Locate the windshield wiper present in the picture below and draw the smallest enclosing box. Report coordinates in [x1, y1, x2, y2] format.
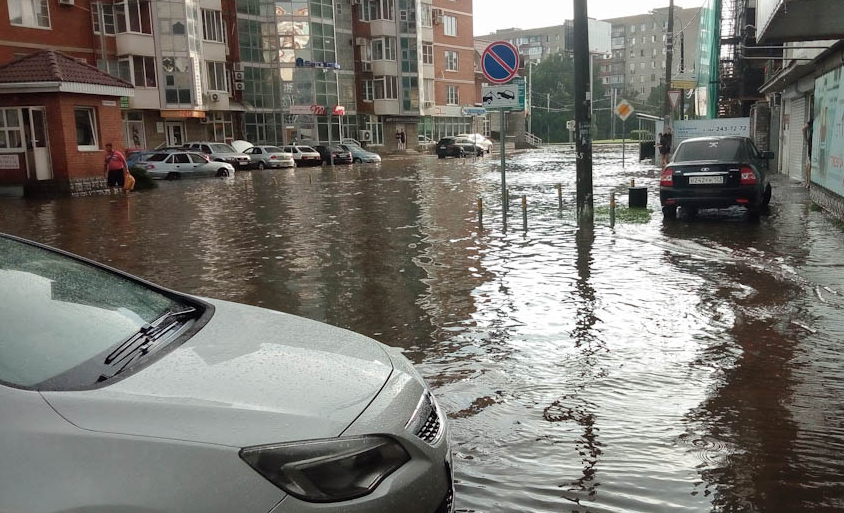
[98, 307, 198, 382]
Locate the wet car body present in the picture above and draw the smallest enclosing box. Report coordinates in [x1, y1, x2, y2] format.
[137, 151, 234, 179]
[245, 145, 296, 169]
[283, 146, 323, 167]
[0, 234, 453, 513]
[184, 142, 251, 170]
[314, 145, 353, 165]
[436, 138, 466, 159]
[660, 136, 773, 218]
[340, 144, 382, 164]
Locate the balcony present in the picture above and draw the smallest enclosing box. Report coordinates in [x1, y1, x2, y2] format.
[116, 33, 155, 57]
[202, 41, 227, 62]
[129, 88, 160, 110]
[757, 0, 844, 43]
[370, 19, 398, 38]
[371, 59, 398, 77]
[373, 99, 400, 116]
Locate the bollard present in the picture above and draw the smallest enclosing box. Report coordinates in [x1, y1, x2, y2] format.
[309, 173, 312, 184]
[556, 183, 563, 210]
[610, 192, 616, 228]
[631, 178, 635, 187]
[478, 197, 483, 224]
[522, 195, 527, 232]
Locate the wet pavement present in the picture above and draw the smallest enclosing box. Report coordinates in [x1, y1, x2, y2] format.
[2, 145, 844, 512]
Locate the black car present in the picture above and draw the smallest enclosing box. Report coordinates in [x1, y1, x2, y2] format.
[659, 136, 773, 219]
[436, 137, 476, 159]
[313, 145, 352, 165]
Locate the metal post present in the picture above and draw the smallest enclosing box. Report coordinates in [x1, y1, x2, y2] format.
[528, 62, 533, 135]
[622, 119, 626, 168]
[500, 109, 506, 212]
[611, 88, 616, 141]
[478, 197, 483, 224]
[664, 0, 675, 123]
[546, 93, 551, 143]
[557, 183, 562, 210]
[574, 0, 593, 224]
[679, 31, 685, 119]
[610, 192, 616, 227]
[522, 195, 527, 232]
[328, 114, 334, 167]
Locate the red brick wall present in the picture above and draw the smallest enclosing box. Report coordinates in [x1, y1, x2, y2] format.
[433, 0, 476, 106]
[352, 6, 374, 115]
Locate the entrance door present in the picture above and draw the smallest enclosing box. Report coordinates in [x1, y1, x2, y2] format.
[23, 107, 52, 180]
[165, 122, 185, 147]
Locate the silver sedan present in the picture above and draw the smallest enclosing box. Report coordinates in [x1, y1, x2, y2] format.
[137, 151, 235, 180]
[0, 234, 454, 513]
[245, 146, 296, 169]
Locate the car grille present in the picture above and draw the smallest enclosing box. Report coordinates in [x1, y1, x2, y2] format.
[434, 463, 454, 513]
[408, 392, 443, 445]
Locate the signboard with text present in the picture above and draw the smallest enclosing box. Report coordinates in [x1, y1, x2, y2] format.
[811, 68, 844, 196]
[655, 118, 751, 148]
[481, 77, 525, 110]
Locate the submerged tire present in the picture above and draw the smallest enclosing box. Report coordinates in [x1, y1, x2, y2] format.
[662, 205, 677, 219]
[166, 172, 181, 180]
[762, 184, 772, 207]
[257, 162, 265, 170]
[216, 168, 229, 177]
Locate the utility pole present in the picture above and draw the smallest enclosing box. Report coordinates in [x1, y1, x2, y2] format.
[547, 93, 550, 143]
[664, 0, 675, 125]
[679, 31, 685, 119]
[574, 0, 593, 224]
[611, 88, 616, 140]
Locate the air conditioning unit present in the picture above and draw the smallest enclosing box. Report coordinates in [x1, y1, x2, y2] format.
[234, 71, 245, 81]
[359, 130, 373, 142]
[423, 101, 434, 108]
[58, 0, 74, 6]
[232, 62, 244, 72]
[234, 82, 245, 91]
[211, 93, 220, 102]
[355, 37, 368, 46]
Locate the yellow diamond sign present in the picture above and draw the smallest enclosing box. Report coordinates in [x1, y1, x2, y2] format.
[615, 99, 634, 122]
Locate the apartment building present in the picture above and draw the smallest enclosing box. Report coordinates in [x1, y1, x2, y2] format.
[599, 6, 700, 101]
[475, 25, 567, 63]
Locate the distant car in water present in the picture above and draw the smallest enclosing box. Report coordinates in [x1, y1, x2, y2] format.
[243, 146, 295, 169]
[436, 137, 483, 158]
[314, 145, 353, 165]
[135, 151, 234, 180]
[453, 137, 485, 157]
[660, 136, 773, 219]
[456, 134, 493, 154]
[340, 144, 381, 164]
[183, 142, 251, 170]
[0, 233, 454, 513]
[282, 145, 322, 167]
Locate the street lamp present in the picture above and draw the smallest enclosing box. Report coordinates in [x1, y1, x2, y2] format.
[527, 60, 537, 135]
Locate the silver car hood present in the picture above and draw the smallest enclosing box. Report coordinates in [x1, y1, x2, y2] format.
[42, 299, 394, 447]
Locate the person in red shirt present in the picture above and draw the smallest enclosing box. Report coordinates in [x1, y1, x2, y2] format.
[103, 143, 128, 188]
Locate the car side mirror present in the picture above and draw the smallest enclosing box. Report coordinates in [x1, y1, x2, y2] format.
[762, 151, 774, 160]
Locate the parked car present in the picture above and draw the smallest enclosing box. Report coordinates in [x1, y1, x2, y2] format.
[659, 136, 773, 219]
[436, 137, 467, 159]
[314, 145, 353, 165]
[126, 150, 156, 168]
[0, 233, 453, 513]
[418, 134, 437, 153]
[135, 151, 235, 180]
[340, 144, 382, 164]
[341, 138, 362, 147]
[453, 137, 485, 157]
[183, 141, 251, 170]
[456, 134, 493, 153]
[244, 145, 295, 169]
[282, 145, 323, 167]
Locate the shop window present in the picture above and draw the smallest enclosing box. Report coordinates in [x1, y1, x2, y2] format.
[122, 111, 145, 148]
[75, 107, 99, 151]
[8, 0, 49, 28]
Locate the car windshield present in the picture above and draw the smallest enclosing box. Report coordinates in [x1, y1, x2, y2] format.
[299, 146, 315, 152]
[265, 147, 284, 153]
[210, 144, 236, 153]
[145, 153, 169, 162]
[673, 139, 744, 162]
[0, 237, 185, 388]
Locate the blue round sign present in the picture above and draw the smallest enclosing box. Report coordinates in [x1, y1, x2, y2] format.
[482, 41, 520, 84]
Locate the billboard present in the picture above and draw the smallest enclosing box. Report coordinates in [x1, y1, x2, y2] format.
[656, 118, 751, 148]
[811, 67, 844, 196]
[695, 0, 721, 119]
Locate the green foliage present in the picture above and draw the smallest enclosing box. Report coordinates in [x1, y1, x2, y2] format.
[594, 205, 653, 224]
[129, 167, 157, 190]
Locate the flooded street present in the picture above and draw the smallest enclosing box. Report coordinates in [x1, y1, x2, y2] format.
[3, 145, 844, 512]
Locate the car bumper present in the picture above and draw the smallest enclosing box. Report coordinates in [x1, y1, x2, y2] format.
[264, 160, 295, 168]
[271, 348, 453, 513]
[660, 186, 762, 208]
[298, 158, 322, 167]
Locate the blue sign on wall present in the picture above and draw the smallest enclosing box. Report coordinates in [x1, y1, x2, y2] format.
[481, 41, 520, 84]
[812, 67, 844, 196]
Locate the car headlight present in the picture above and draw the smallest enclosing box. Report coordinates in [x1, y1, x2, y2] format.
[239, 435, 409, 502]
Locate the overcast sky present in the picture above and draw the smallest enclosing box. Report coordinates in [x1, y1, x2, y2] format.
[474, 0, 706, 36]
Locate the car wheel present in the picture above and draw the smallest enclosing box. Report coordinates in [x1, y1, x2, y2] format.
[661, 205, 677, 219]
[477, 149, 484, 157]
[354, 157, 362, 163]
[216, 168, 229, 177]
[762, 184, 772, 207]
[684, 206, 698, 219]
[166, 172, 181, 180]
[257, 162, 265, 170]
[438, 155, 445, 159]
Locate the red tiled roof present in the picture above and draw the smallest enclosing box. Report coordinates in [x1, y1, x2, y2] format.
[0, 50, 133, 88]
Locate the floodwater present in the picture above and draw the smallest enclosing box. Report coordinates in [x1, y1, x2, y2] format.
[2, 145, 844, 512]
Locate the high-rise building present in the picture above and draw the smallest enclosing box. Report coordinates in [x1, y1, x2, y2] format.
[475, 25, 568, 64]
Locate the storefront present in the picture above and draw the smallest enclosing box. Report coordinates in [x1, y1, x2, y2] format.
[0, 51, 133, 197]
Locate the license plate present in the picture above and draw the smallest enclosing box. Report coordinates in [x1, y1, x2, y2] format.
[439, 146, 446, 149]
[688, 176, 724, 185]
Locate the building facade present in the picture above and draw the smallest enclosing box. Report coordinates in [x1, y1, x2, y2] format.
[475, 25, 568, 64]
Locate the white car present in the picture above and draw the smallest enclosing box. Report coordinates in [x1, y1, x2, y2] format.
[137, 151, 235, 179]
[0, 233, 454, 513]
[456, 133, 493, 153]
[283, 145, 322, 167]
[244, 145, 296, 169]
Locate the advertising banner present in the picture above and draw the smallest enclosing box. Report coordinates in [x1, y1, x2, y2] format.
[811, 67, 844, 196]
[655, 118, 750, 148]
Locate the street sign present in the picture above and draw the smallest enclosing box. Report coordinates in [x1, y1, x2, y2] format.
[481, 78, 525, 110]
[481, 41, 520, 84]
[566, 120, 575, 130]
[668, 91, 681, 110]
[462, 107, 487, 116]
[615, 99, 634, 121]
[671, 73, 697, 89]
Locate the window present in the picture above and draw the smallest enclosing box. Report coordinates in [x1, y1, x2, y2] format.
[74, 107, 99, 151]
[374, 76, 397, 99]
[653, 48, 658, 57]
[132, 56, 156, 87]
[91, 2, 115, 34]
[629, 63, 635, 73]
[115, 0, 151, 34]
[358, 0, 371, 21]
[422, 43, 433, 65]
[0, 108, 24, 150]
[446, 85, 458, 105]
[640, 23, 646, 31]
[362, 79, 374, 101]
[650, 73, 656, 82]
[651, 61, 656, 69]
[630, 24, 636, 33]
[640, 49, 644, 57]
[629, 37, 635, 46]
[372, 0, 394, 20]
[640, 75, 645, 83]
[122, 111, 145, 148]
[162, 57, 192, 105]
[8, 0, 49, 28]
[445, 50, 458, 71]
[651, 35, 656, 43]
[206, 61, 226, 92]
[421, 3, 431, 27]
[640, 62, 645, 69]
[98, 59, 130, 82]
[371, 37, 396, 61]
[629, 50, 634, 58]
[202, 9, 224, 43]
[443, 15, 456, 36]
